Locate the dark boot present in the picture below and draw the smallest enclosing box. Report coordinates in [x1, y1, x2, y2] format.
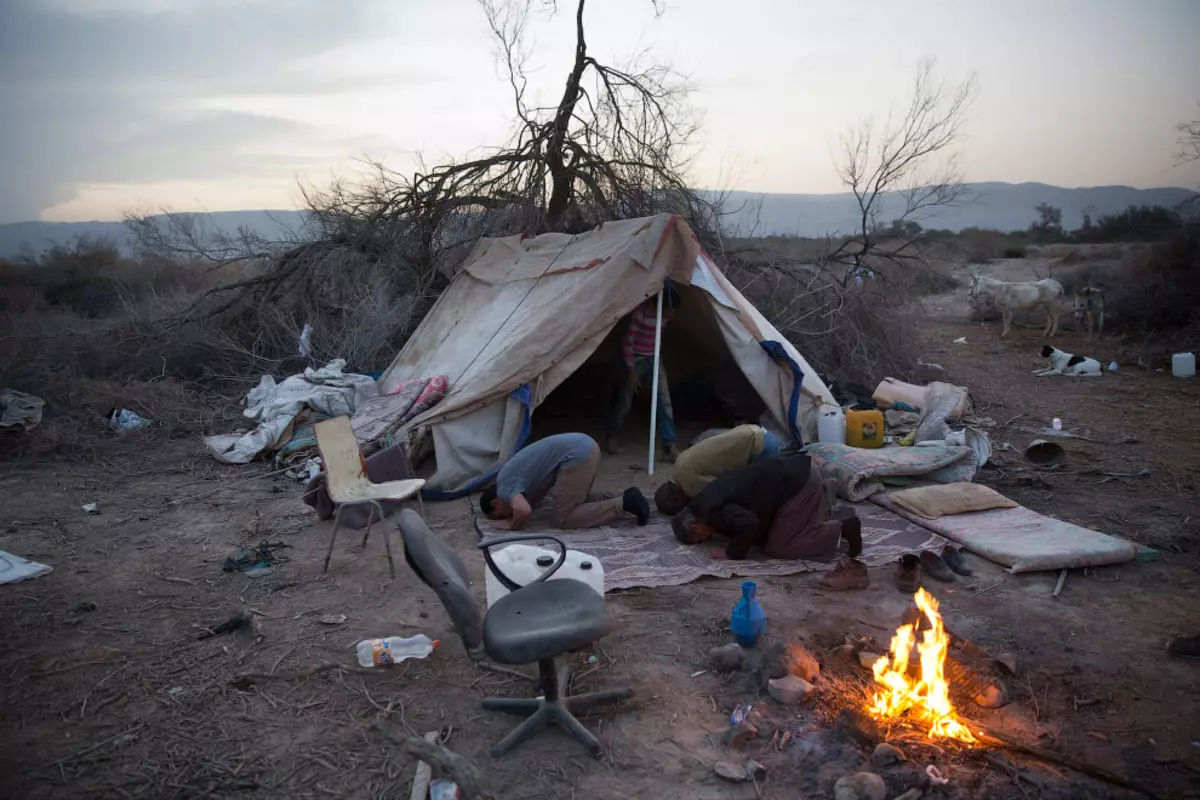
[604, 437, 623, 455]
[921, 550, 957, 583]
[896, 554, 921, 593]
[622, 488, 650, 526]
[941, 546, 975, 576]
[660, 442, 678, 463]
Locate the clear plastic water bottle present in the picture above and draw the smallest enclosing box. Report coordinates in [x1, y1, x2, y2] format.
[1051, 418, 1062, 432]
[356, 634, 439, 668]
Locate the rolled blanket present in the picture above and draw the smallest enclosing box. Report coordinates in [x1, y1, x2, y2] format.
[804, 442, 976, 503]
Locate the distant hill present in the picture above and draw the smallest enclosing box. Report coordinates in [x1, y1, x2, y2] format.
[1, 183, 1196, 257]
[0, 210, 308, 260]
[711, 182, 1198, 238]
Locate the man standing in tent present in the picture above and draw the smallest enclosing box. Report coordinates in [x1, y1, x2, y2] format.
[480, 433, 651, 530]
[606, 283, 680, 460]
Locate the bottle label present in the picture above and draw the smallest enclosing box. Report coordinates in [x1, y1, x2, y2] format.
[373, 639, 394, 666]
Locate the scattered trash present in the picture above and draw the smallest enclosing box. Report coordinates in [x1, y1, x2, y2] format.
[729, 581, 766, 647]
[355, 634, 439, 668]
[0, 389, 45, 432]
[429, 779, 461, 800]
[1108, 361, 1118, 372]
[952, 336, 967, 344]
[108, 407, 152, 430]
[767, 674, 814, 705]
[710, 643, 746, 671]
[298, 322, 313, 359]
[318, 613, 348, 626]
[917, 359, 944, 371]
[833, 771, 887, 800]
[745, 760, 767, 782]
[925, 765, 950, 786]
[729, 702, 755, 726]
[1024, 439, 1066, 467]
[872, 742, 907, 766]
[0, 549, 53, 584]
[913, 382, 971, 444]
[1099, 467, 1151, 483]
[82, 503, 100, 515]
[587, 654, 599, 665]
[689, 669, 708, 678]
[223, 540, 290, 573]
[1051, 417, 1063, 432]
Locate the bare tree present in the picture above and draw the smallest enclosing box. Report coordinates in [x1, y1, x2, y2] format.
[827, 58, 977, 280]
[1175, 103, 1200, 165]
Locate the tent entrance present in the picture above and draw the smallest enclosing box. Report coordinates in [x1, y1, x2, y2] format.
[531, 283, 769, 451]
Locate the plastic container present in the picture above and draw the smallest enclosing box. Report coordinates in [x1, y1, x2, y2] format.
[817, 404, 846, 445]
[846, 408, 885, 449]
[356, 634, 439, 668]
[484, 544, 605, 608]
[730, 581, 767, 647]
[1173, 352, 1196, 378]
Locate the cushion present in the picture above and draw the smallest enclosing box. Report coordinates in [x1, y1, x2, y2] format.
[888, 483, 1017, 519]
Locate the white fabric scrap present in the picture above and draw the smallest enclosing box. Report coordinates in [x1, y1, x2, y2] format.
[0, 550, 53, 584]
[204, 359, 378, 464]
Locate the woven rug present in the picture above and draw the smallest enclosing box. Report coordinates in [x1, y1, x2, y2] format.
[478, 502, 949, 590]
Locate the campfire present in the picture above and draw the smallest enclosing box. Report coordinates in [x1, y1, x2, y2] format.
[868, 588, 978, 743]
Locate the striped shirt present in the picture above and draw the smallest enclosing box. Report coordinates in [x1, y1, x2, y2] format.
[621, 302, 665, 365]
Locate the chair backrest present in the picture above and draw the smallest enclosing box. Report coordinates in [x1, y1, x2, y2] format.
[314, 417, 367, 503]
[395, 509, 485, 658]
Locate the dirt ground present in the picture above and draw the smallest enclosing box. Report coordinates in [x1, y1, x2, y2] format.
[3, 271, 1199, 800]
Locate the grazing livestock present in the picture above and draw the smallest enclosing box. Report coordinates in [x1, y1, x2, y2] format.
[968, 275, 1064, 338]
[1073, 286, 1105, 340]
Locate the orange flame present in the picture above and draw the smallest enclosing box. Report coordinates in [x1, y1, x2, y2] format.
[869, 588, 977, 743]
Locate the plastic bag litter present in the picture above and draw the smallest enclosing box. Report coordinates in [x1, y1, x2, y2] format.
[913, 382, 970, 445]
[108, 408, 151, 430]
[298, 322, 313, 358]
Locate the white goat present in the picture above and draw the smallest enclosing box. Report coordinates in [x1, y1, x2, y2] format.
[968, 275, 1064, 338]
[1073, 286, 1105, 340]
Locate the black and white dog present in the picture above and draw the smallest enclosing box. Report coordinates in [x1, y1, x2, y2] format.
[1035, 345, 1102, 377]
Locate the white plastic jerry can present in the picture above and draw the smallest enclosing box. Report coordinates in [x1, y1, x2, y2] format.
[817, 404, 846, 445]
[484, 544, 605, 607]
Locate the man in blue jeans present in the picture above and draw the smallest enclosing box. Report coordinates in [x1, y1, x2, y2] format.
[606, 286, 679, 460]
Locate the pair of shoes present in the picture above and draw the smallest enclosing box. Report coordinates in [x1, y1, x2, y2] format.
[921, 550, 957, 582]
[821, 558, 870, 591]
[1167, 634, 1200, 658]
[895, 554, 921, 593]
[623, 487, 649, 526]
[941, 546, 974, 576]
[604, 437, 623, 456]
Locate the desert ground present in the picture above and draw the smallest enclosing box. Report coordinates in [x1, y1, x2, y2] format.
[2, 266, 1199, 800]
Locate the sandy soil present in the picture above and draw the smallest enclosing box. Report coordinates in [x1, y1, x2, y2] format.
[2, 274, 1199, 799]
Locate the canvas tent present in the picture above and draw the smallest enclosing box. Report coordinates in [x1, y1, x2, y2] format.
[379, 214, 836, 497]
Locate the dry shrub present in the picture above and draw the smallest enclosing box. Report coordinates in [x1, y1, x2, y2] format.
[726, 257, 922, 387]
[1106, 226, 1200, 330]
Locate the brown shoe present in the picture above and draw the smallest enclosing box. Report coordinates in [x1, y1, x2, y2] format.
[896, 554, 921, 594]
[820, 558, 870, 591]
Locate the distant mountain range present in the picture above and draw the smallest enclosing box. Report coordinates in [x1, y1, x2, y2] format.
[1, 182, 1195, 258]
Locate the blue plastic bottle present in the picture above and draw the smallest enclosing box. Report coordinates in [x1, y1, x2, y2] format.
[730, 581, 767, 647]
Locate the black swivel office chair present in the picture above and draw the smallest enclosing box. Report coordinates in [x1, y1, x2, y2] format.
[395, 509, 633, 757]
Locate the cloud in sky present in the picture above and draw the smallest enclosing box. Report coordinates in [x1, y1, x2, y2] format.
[1, 0, 1198, 223]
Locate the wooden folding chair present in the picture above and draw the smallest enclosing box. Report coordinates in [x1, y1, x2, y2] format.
[314, 416, 425, 577]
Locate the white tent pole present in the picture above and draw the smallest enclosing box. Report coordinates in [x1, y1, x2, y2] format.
[648, 288, 664, 476]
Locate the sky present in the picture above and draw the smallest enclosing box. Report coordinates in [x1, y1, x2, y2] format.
[1, 0, 1198, 223]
